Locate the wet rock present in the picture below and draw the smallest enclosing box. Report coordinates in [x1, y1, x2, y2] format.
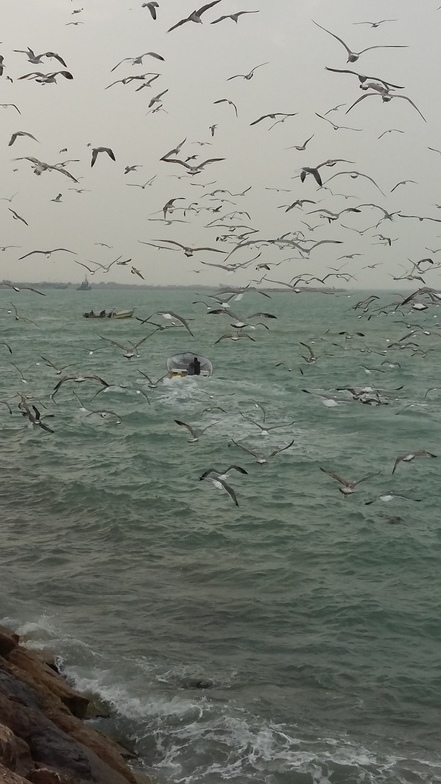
[26, 766, 78, 783]
[0, 631, 19, 660]
[183, 677, 214, 689]
[6, 650, 89, 719]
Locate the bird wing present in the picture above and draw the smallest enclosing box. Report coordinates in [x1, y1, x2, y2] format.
[250, 114, 271, 126]
[269, 439, 295, 458]
[354, 471, 381, 486]
[174, 419, 196, 437]
[313, 21, 351, 54]
[214, 477, 239, 505]
[44, 52, 67, 67]
[165, 311, 194, 336]
[319, 467, 347, 485]
[395, 95, 426, 122]
[99, 335, 127, 350]
[299, 341, 315, 357]
[230, 439, 257, 457]
[197, 0, 222, 15]
[346, 93, 375, 114]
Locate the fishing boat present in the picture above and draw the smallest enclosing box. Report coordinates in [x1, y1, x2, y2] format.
[83, 309, 135, 319]
[77, 276, 92, 291]
[167, 352, 213, 378]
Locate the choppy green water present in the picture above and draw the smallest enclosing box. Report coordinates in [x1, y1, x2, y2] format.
[1, 288, 441, 784]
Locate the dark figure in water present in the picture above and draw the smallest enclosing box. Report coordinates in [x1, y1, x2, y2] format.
[188, 356, 201, 375]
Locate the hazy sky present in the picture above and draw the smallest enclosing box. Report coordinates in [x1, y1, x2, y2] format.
[1, 0, 441, 288]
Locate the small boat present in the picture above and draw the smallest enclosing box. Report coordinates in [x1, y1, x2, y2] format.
[167, 352, 213, 378]
[83, 309, 135, 319]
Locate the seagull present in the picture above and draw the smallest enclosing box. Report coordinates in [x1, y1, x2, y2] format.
[240, 413, 295, 436]
[15, 156, 78, 182]
[99, 334, 151, 359]
[323, 170, 385, 196]
[365, 492, 421, 505]
[378, 128, 404, 139]
[320, 467, 380, 496]
[0, 103, 21, 114]
[19, 248, 76, 260]
[213, 99, 238, 116]
[390, 179, 417, 193]
[392, 450, 437, 474]
[215, 332, 255, 343]
[315, 113, 361, 132]
[325, 67, 404, 90]
[131, 265, 145, 279]
[111, 52, 164, 71]
[250, 112, 297, 127]
[8, 208, 28, 226]
[156, 310, 194, 335]
[353, 19, 397, 28]
[18, 396, 54, 434]
[138, 370, 168, 387]
[200, 466, 248, 482]
[8, 131, 39, 146]
[18, 70, 73, 84]
[142, 2, 159, 20]
[124, 164, 142, 174]
[313, 21, 408, 63]
[126, 176, 157, 189]
[199, 473, 240, 505]
[90, 147, 116, 167]
[41, 356, 73, 375]
[151, 239, 227, 257]
[285, 135, 314, 151]
[299, 159, 354, 187]
[346, 92, 426, 122]
[211, 10, 259, 23]
[174, 419, 218, 443]
[227, 62, 268, 81]
[51, 373, 110, 399]
[13, 48, 67, 67]
[168, 1, 222, 32]
[299, 342, 318, 363]
[230, 439, 295, 464]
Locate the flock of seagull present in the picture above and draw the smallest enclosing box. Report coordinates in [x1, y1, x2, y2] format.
[0, 3, 440, 509]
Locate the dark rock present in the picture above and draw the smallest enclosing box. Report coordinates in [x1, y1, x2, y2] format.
[0, 631, 19, 660]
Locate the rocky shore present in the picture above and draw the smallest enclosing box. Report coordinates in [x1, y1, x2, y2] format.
[0, 626, 151, 784]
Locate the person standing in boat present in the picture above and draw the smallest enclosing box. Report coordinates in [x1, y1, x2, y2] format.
[188, 356, 201, 376]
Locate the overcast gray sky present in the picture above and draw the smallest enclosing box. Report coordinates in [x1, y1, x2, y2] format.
[1, 0, 440, 288]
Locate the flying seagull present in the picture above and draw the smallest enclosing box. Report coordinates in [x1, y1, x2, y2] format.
[15, 156, 78, 182]
[111, 52, 164, 71]
[155, 310, 194, 335]
[211, 11, 259, 24]
[345, 92, 426, 122]
[168, 1, 222, 32]
[313, 21, 408, 63]
[213, 98, 239, 116]
[392, 450, 436, 474]
[174, 419, 218, 443]
[142, 2, 159, 20]
[19, 248, 76, 260]
[320, 467, 380, 496]
[227, 62, 268, 81]
[8, 208, 28, 226]
[90, 147, 116, 167]
[8, 131, 39, 146]
[51, 373, 110, 399]
[199, 472, 240, 506]
[230, 439, 295, 464]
